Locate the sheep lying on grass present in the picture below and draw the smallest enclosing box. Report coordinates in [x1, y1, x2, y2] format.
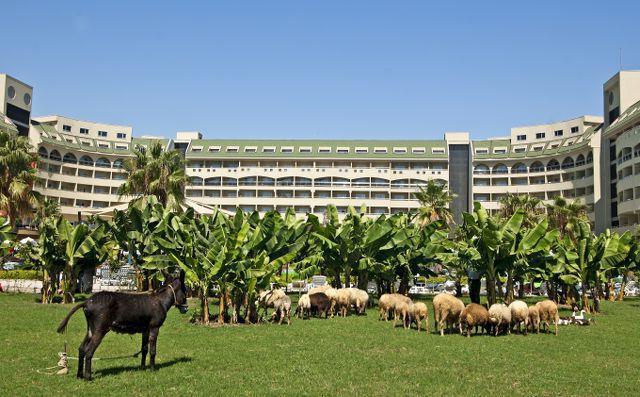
[433, 293, 464, 336]
[535, 299, 559, 336]
[378, 293, 411, 321]
[394, 300, 412, 329]
[487, 303, 511, 336]
[528, 305, 540, 333]
[460, 303, 489, 337]
[294, 293, 311, 319]
[270, 295, 291, 325]
[508, 300, 529, 335]
[410, 302, 429, 332]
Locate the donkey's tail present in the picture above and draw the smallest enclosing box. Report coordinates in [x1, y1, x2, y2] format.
[56, 302, 86, 334]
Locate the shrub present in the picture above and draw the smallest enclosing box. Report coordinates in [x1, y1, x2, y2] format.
[0, 270, 42, 280]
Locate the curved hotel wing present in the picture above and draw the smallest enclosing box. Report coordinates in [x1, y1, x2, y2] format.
[2, 71, 639, 232]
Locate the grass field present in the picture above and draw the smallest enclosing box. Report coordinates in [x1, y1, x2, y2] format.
[1, 293, 639, 396]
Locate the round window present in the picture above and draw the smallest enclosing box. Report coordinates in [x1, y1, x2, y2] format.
[23, 93, 31, 106]
[7, 85, 15, 99]
[609, 91, 614, 106]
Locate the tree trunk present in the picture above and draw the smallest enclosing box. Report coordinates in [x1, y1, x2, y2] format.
[518, 276, 525, 299]
[581, 288, 590, 314]
[560, 282, 568, 304]
[200, 288, 210, 325]
[218, 289, 226, 324]
[486, 260, 497, 306]
[398, 271, 409, 294]
[357, 270, 368, 290]
[455, 278, 462, 297]
[505, 273, 514, 304]
[607, 281, 615, 302]
[617, 274, 627, 301]
[496, 277, 504, 301]
[546, 281, 557, 302]
[345, 266, 351, 288]
[470, 279, 481, 304]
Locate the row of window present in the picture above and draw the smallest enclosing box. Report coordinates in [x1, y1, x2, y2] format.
[187, 176, 445, 188]
[193, 145, 446, 155]
[38, 147, 125, 168]
[473, 154, 593, 174]
[185, 189, 419, 201]
[515, 126, 580, 141]
[62, 124, 127, 139]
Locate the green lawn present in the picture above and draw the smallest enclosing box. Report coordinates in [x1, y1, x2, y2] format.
[1, 293, 639, 396]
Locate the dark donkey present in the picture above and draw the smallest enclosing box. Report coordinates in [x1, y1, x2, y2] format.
[56, 276, 188, 380]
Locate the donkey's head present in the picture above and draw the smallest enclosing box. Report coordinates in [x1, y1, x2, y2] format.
[165, 274, 189, 314]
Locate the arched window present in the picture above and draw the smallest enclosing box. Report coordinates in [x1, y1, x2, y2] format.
[530, 161, 544, 172]
[547, 159, 560, 171]
[295, 177, 312, 186]
[204, 177, 221, 186]
[95, 158, 111, 168]
[371, 178, 390, 187]
[314, 177, 331, 187]
[79, 155, 94, 166]
[62, 153, 77, 164]
[473, 164, 490, 174]
[49, 150, 61, 161]
[222, 177, 237, 187]
[351, 177, 369, 187]
[38, 146, 48, 158]
[410, 178, 430, 187]
[561, 157, 574, 169]
[189, 176, 203, 186]
[492, 164, 508, 174]
[113, 159, 124, 168]
[586, 152, 593, 163]
[575, 154, 585, 166]
[511, 163, 527, 174]
[391, 179, 410, 188]
[332, 177, 350, 187]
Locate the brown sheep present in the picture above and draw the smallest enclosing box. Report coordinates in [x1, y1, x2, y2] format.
[433, 293, 464, 336]
[378, 293, 411, 321]
[459, 303, 489, 337]
[528, 305, 540, 333]
[410, 302, 429, 332]
[394, 300, 411, 329]
[535, 299, 559, 336]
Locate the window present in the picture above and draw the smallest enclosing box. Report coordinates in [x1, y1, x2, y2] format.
[299, 147, 311, 153]
[514, 147, 526, 153]
[432, 148, 445, 154]
[98, 143, 109, 148]
[318, 147, 331, 153]
[412, 147, 425, 154]
[244, 147, 257, 153]
[554, 130, 563, 137]
[393, 147, 407, 154]
[263, 147, 276, 153]
[536, 132, 545, 139]
[208, 146, 221, 152]
[475, 149, 489, 154]
[337, 147, 349, 154]
[62, 125, 71, 132]
[571, 126, 579, 133]
[98, 131, 107, 138]
[226, 146, 239, 152]
[81, 140, 92, 146]
[516, 134, 526, 141]
[373, 147, 387, 154]
[494, 148, 507, 154]
[281, 147, 294, 153]
[533, 146, 543, 151]
[80, 128, 89, 135]
[355, 147, 368, 154]
[115, 145, 128, 150]
[116, 133, 126, 139]
[192, 146, 203, 152]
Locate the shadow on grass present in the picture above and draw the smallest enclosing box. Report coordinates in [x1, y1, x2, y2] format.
[93, 356, 192, 378]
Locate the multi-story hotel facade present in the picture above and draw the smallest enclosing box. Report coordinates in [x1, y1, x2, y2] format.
[2, 71, 640, 232]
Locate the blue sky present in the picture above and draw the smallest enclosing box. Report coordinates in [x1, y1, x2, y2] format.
[3, 1, 639, 140]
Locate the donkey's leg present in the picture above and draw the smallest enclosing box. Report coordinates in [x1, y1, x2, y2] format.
[83, 330, 106, 381]
[76, 330, 91, 378]
[141, 329, 150, 369]
[149, 327, 160, 370]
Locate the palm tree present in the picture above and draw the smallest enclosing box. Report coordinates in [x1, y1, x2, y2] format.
[118, 141, 188, 211]
[546, 196, 588, 240]
[413, 180, 455, 227]
[499, 193, 542, 228]
[0, 129, 41, 227]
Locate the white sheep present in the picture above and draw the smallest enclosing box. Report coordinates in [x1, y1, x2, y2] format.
[270, 295, 291, 325]
[410, 302, 429, 332]
[487, 303, 511, 336]
[378, 293, 411, 321]
[508, 300, 529, 335]
[433, 293, 464, 336]
[535, 299, 559, 335]
[295, 293, 311, 319]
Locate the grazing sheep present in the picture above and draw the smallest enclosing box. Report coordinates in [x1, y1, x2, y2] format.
[487, 303, 512, 336]
[433, 293, 465, 336]
[410, 302, 429, 332]
[394, 300, 411, 329]
[460, 303, 489, 337]
[270, 295, 291, 325]
[528, 305, 540, 333]
[310, 286, 338, 317]
[295, 294, 311, 319]
[535, 299, 559, 336]
[308, 285, 332, 294]
[308, 292, 332, 318]
[508, 300, 529, 335]
[378, 293, 412, 321]
[336, 288, 353, 317]
[351, 288, 369, 314]
[256, 289, 287, 320]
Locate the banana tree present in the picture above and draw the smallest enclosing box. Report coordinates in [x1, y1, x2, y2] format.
[57, 218, 97, 303]
[554, 222, 629, 313]
[436, 230, 480, 297]
[461, 202, 524, 306]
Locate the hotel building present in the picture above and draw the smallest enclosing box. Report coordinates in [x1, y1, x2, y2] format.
[2, 71, 639, 232]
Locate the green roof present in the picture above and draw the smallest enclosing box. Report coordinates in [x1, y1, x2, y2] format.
[0, 113, 18, 135]
[605, 99, 640, 136]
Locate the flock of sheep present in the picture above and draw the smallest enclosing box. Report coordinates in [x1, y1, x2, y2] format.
[258, 287, 560, 336]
